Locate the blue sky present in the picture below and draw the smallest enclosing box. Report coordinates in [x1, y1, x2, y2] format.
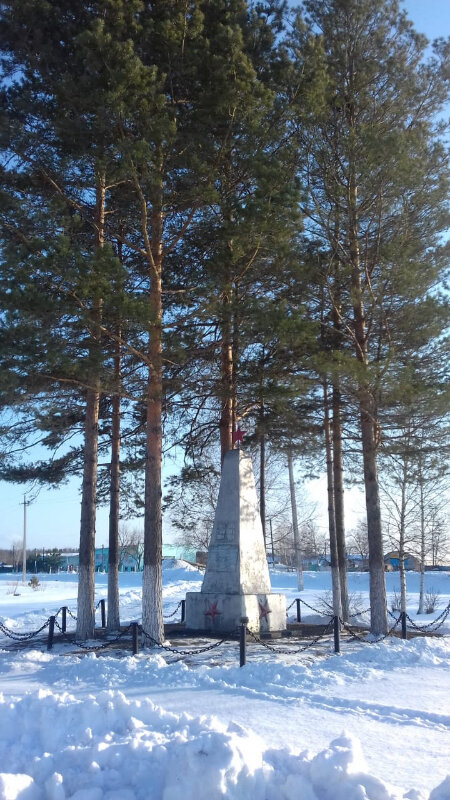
[0, 0, 449, 552]
[405, 0, 450, 41]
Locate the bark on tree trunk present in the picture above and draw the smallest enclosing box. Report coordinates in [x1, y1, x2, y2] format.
[348, 159, 387, 635]
[399, 460, 407, 614]
[287, 447, 303, 591]
[77, 384, 100, 640]
[260, 428, 266, 551]
[142, 211, 164, 645]
[76, 174, 105, 640]
[331, 268, 349, 620]
[417, 466, 425, 615]
[219, 286, 233, 463]
[323, 380, 342, 620]
[107, 330, 121, 631]
[332, 379, 349, 621]
[399, 556, 406, 615]
[360, 396, 387, 634]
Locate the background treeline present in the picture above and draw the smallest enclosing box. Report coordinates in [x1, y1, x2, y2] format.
[0, 0, 448, 639]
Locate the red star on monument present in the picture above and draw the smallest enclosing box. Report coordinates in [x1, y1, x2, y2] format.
[258, 599, 271, 620]
[205, 600, 221, 622]
[232, 426, 246, 446]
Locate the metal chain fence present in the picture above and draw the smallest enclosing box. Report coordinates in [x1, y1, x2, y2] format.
[348, 607, 371, 618]
[340, 612, 403, 644]
[163, 601, 183, 620]
[405, 601, 450, 633]
[0, 618, 52, 641]
[387, 601, 450, 634]
[2, 597, 449, 660]
[245, 618, 335, 655]
[54, 619, 134, 652]
[140, 625, 231, 655]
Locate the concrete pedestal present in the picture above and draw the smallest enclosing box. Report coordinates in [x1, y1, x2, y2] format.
[185, 591, 287, 634]
[184, 449, 286, 634]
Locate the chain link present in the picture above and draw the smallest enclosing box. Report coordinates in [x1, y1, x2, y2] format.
[348, 607, 371, 619]
[340, 612, 402, 644]
[140, 625, 231, 655]
[245, 618, 335, 655]
[405, 601, 450, 633]
[0, 618, 52, 641]
[163, 601, 183, 620]
[297, 598, 325, 615]
[285, 598, 370, 621]
[54, 619, 134, 651]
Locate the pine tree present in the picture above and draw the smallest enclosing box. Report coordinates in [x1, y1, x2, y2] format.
[0, 0, 138, 637]
[289, 0, 449, 633]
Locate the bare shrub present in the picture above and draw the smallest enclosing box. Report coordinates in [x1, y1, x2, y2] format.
[424, 588, 440, 614]
[316, 590, 366, 617]
[390, 590, 412, 612]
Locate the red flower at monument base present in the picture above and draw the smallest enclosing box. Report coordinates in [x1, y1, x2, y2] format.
[258, 599, 271, 619]
[205, 600, 221, 622]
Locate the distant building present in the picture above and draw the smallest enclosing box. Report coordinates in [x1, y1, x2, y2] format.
[61, 553, 79, 572]
[384, 551, 421, 571]
[60, 548, 139, 572]
[0, 561, 13, 574]
[59, 544, 197, 573]
[301, 556, 330, 571]
[347, 554, 369, 571]
[161, 544, 197, 563]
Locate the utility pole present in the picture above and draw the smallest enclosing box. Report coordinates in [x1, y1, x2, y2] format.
[21, 495, 30, 583]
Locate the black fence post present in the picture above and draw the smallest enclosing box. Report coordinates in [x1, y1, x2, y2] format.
[181, 599, 186, 623]
[132, 622, 139, 655]
[61, 607, 67, 633]
[296, 599, 301, 623]
[100, 599, 106, 628]
[401, 611, 407, 640]
[47, 616, 55, 651]
[333, 615, 340, 654]
[239, 617, 248, 667]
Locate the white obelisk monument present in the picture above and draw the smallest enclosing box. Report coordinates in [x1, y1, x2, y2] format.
[185, 447, 286, 634]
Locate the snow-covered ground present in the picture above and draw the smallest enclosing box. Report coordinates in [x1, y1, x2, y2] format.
[0, 565, 449, 800]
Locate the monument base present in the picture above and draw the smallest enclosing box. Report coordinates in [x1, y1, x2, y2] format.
[185, 591, 286, 635]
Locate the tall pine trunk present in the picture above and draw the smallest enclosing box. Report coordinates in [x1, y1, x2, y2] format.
[332, 379, 349, 620]
[348, 157, 387, 635]
[323, 379, 342, 620]
[260, 427, 267, 551]
[219, 282, 233, 462]
[107, 328, 121, 631]
[77, 384, 100, 639]
[398, 456, 408, 614]
[287, 447, 303, 591]
[142, 207, 164, 645]
[359, 391, 387, 634]
[417, 459, 425, 614]
[76, 174, 105, 640]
